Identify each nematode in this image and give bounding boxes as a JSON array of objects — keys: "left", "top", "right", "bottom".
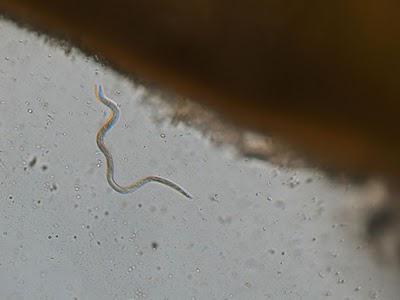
[{"left": 95, "top": 84, "right": 193, "bottom": 199}]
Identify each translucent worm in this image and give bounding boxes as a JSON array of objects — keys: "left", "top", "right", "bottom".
[{"left": 95, "top": 84, "right": 193, "bottom": 199}]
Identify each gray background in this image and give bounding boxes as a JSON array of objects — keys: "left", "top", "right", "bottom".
[{"left": 0, "top": 19, "right": 398, "bottom": 299}]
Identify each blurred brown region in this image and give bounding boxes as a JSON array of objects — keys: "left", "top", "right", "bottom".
[{"left": 1, "top": 1, "right": 400, "bottom": 179}]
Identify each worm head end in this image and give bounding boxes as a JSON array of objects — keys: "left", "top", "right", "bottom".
[
  {"left": 185, "top": 191, "right": 194, "bottom": 199},
  {"left": 98, "top": 85, "right": 104, "bottom": 99}
]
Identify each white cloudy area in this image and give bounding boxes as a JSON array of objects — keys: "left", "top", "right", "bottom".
[{"left": 0, "top": 18, "right": 398, "bottom": 300}]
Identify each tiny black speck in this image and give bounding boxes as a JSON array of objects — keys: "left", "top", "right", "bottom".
[
  {"left": 50, "top": 183, "right": 57, "bottom": 191},
  {"left": 29, "top": 157, "right": 37, "bottom": 167}
]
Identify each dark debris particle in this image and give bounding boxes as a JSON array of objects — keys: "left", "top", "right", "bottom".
[
  {"left": 138, "top": 203, "right": 142, "bottom": 208},
  {"left": 367, "top": 208, "right": 396, "bottom": 238},
  {"left": 41, "top": 165, "right": 48, "bottom": 171},
  {"left": 151, "top": 242, "right": 159, "bottom": 250},
  {"left": 29, "top": 157, "right": 37, "bottom": 167},
  {"left": 48, "top": 235, "right": 52, "bottom": 239},
  {"left": 104, "top": 211, "right": 109, "bottom": 216}
]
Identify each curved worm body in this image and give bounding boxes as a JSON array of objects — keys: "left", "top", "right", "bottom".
[{"left": 95, "top": 84, "right": 192, "bottom": 199}]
